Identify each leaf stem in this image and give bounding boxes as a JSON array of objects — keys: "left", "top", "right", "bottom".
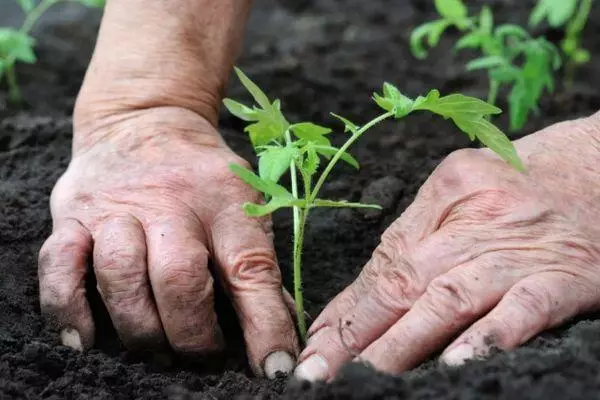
[
  {"left": 563, "top": 0, "right": 592, "bottom": 87},
  {"left": 5, "top": 64, "right": 21, "bottom": 103},
  {"left": 20, "top": 0, "right": 60, "bottom": 34},
  {"left": 309, "top": 111, "right": 394, "bottom": 202}
]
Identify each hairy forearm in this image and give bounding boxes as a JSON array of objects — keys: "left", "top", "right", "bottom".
[{"left": 74, "top": 0, "right": 252, "bottom": 145}]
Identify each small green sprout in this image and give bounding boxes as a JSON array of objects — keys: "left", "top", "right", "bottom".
[
  {"left": 530, "top": 0, "right": 593, "bottom": 85},
  {"left": 0, "top": 0, "right": 105, "bottom": 103},
  {"left": 224, "top": 67, "right": 524, "bottom": 341},
  {"left": 411, "top": 0, "right": 562, "bottom": 131}
]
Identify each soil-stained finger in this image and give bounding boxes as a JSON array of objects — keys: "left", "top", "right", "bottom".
[
  {"left": 210, "top": 207, "right": 298, "bottom": 379},
  {"left": 146, "top": 216, "right": 224, "bottom": 355},
  {"left": 93, "top": 215, "right": 165, "bottom": 349},
  {"left": 38, "top": 219, "right": 95, "bottom": 350}
]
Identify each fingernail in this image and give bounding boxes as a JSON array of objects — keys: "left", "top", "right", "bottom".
[
  {"left": 61, "top": 328, "right": 82, "bottom": 351},
  {"left": 294, "top": 354, "right": 329, "bottom": 382},
  {"left": 264, "top": 351, "right": 296, "bottom": 379},
  {"left": 442, "top": 343, "right": 475, "bottom": 366}
]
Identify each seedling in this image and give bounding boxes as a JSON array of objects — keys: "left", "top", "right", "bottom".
[
  {"left": 411, "top": 0, "right": 561, "bottom": 131},
  {"left": 223, "top": 67, "right": 524, "bottom": 341},
  {"left": 530, "top": 0, "right": 593, "bottom": 85},
  {"left": 0, "top": 0, "right": 104, "bottom": 103}
]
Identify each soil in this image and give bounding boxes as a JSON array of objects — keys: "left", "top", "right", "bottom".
[{"left": 1, "top": 0, "right": 600, "bottom": 399}]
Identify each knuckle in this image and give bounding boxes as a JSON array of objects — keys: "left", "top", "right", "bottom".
[
  {"left": 424, "top": 275, "right": 478, "bottom": 322},
  {"left": 371, "top": 263, "right": 420, "bottom": 312},
  {"left": 433, "top": 149, "right": 479, "bottom": 189},
  {"left": 338, "top": 320, "right": 362, "bottom": 353},
  {"left": 38, "top": 228, "right": 89, "bottom": 275},
  {"left": 508, "top": 283, "right": 552, "bottom": 320},
  {"left": 227, "top": 247, "right": 281, "bottom": 287}
]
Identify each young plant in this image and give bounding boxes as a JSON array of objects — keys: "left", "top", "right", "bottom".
[
  {"left": 410, "top": 0, "right": 561, "bottom": 132},
  {"left": 223, "top": 67, "right": 524, "bottom": 341},
  {"left": 530, "top": 0, "right": 593, "bottom": 85},
  {"left": 0, "top": 0, "right": 105, "bottom": 103}
]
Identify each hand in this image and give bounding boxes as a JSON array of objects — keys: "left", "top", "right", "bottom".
[
  {"left": 295, "top": 114, "right": 600, "bottom": 381},
  {"left": 38, "top": 107, "right": 298, "bottom": 378}
]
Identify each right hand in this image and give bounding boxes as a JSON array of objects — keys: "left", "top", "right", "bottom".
[{"left": 38, "top": 106, "right": 299, "bottom": 378}]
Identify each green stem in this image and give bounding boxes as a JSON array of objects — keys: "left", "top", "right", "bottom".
[
  {"left": 20, "top": 0, "right": 60, "bottom": 34},
  {"left": 309, "top": 111, "right": 393, "bottom": 202},
  {"left": 5, "top": 64, "right": 21, "bottom": 103},
  {"left": 293, "top": 208, "right": 308, "bottom": 342},
  {"left": 563, "top": 0, "right": 592, "bottom": 87},
  {"left": 487, "top": 78, "right": 499, "bottom": 107},
  {"left": 284, "top": 130, "right": 301, "bottom": 239}
]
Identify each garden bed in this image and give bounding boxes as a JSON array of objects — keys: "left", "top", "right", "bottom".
[{"left": 1, "top": 0, "right": 600, "bottom": 398}]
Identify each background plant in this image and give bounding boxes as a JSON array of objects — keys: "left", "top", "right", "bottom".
[
  {"left": 0, "top": 0, "right": 105, "bottom": 103},
  {"left": 411, "top": 0, "right": 561, "bottom": 132},
  {"left": 530, "top": 0, "right": 593, "bottom": 85},
  {"left": 224, "top": 67, "right": 524, "bottom": 341}
]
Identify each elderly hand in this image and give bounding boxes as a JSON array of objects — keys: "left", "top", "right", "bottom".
[
  {"left": 295, "top": 113, "right": 600, "bottom": 381},
  {"left": 38, "top": 107, "right": 298, "bottom": 378}
]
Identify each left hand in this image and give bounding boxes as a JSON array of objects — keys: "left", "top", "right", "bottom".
[{"left": 294, "top": 114, "right": 600, "bottom": 381}]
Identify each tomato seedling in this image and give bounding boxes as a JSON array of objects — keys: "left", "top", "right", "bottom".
[
  {"left": 411, "top": 0, "right": 561, "bottom": 132},
  {"left": 224, "top": 67, "right": 524, "bottom": 341},
  {"left": 530, "top": 0, "right": 593, "bottom": 86},
  {"left": 0, "top": 0, "right": 104, "bottom": 103}
]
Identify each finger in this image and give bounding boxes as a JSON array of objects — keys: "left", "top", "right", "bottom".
[
  {"left": 93, "top": 215, "right": 164, "bottom": 349},
  {"left": 146, "top": 216, "right": 224, "bottom": 354},
  {"left": 38, "top": 219, "right": 94, "bottom": 350},
  {"left": 211, "top": 206, "right": 297, "bottom": 379},
  {"left": 307, "top": 194, "right": 438, "bottom": 337},
  {"left": 441, "top": 272, "right": 598, "bottom": 366},
  {"left": 354, "top": 253, "right": 521, "bottom": 375}
]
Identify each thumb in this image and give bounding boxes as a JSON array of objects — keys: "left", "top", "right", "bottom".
[{"left": 210, "top": 205, "right": 299, "bottom": 378}]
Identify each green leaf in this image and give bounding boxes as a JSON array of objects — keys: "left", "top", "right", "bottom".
[
  {"left": 17, "top": 0, "right": 35, "bottom": 12},
  {"left": 373, "top": 83, "right": 415, "bottom": 118},
  {"left": 452, "top": 116, "right": 525, "bottom": 171},
  {"left": 455, "top": 32, "right": 483, "bottom": 50},
  {"left": 573, "top": 48, "right": 591, "bottom": 64},
  {"left": 0, "top": 29, "right": 36, "bottom": 63},
  {"left": 258, "top": 146, "right": 296, "bottom": 183},
  {"left": 466, "top": 55, "right": 507, "bottom": 71},
  {"left": 313, "top": 199, "right": 382, "bottom": 210},
  {"left": 303, "top": 145, "right": 320, "bottom": 176},
  {"left": 415, "top": 92, "right": 501, "bottom": 117},
  {"left": 427, "top": 19, "right": 453, "bottom": 47},
  {"left": 314, "top": 145, "right": 360, "bottom": 169},
  {"left": 479, "top": 6, "right": 494, "bottom": 34},
  {"left": 229, "top": 163, "right": 291, "bottom": 198},
  {"left": 331, "top": 113, "right": 359, "bottom": 134},
  {"left": 495, "top": 24, "right": 530, "bottom": 42},
  {"left": 413, "top": 89, "right": 441, "bottom": 109},
  {"left": 243, "top": 197, "right": 305, "bottom": 217},
  {"left": 234, "top": 67, "right": 272, "bottom": 110},
  {"left": 223, "top": 98, "right": 258, "bottom": 121},
  {"left": 529, "top": 0, "right": 578, "bottom": 27},
  {"left": 290, "top": 122, "right": 332, "bottom": 146},
  {"left": 79, "top": 0, "right": 105, "bottom": 7},
  {"left": 244, "top": 110, "right": 286, "bottom": 147},
  {"left": 434, "top": 0, "right": 468, "bottom": 20},
  {"left": 489, "top": 65, "right": 520, "bottom": 83},
  {"left": 410, "top": 22, "right": 437, "bottom": 59}
]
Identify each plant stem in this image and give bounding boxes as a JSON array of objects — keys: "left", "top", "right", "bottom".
[
  {"left": 21, "top": 0, "right": 60, "bottom": 34},
  {"left": 284, "top": 130, "right": 301, "bottom": 240},
  {"left": 487, "top": 78, "right": 499, "bottom": 107},
  {"left": 293, "top": 208, "right": 308, "bottom": 342},
  {"left": 563, "top": 0, "right": 592, "bottom": 87},
  {"left": 5, "top": 64, "right": 21, "bottom": 103},
  {"left": 309, "top": 111, "right": 393, "bottom": 202}
]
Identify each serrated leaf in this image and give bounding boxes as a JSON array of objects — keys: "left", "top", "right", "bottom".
[
  {"left": 243, "top": 197, "right": 305, "bottom": 217},
  {"left": 455, "top": 32, "right": 484, "bottom": 50},
  {"left": 290, "top": 122, "right": 332, "bottom": 146},
  {"left": 489, "top": 65, "right": 520, "bottom": 83},
  {"left": 331, "top": 113, "right": 359, "bottom": 134},
  {"left": 314, "top": 145, "right": 360, "bottom": 169},
  {"left": 452, "top": 116, "right": 525, "bottom": 171},
  {"left": 415, "top": 92, "right": 501, "bottom": 117},
  {"left": 0, "top": 29, "right": 36, "bottom": 63},
  {"left": 303, "top": 145, "right": 320, "bottom": 176},
  {"left": 17, "top": 0, "right": 35, "bottom": 12},
  {"left": 223, "top": 98, "right": 258, "bottom": 121},
  {"left": 427, "top": 19, "right": 453, "bottom": 47},
  {"left": 79, "top": 0, "right": 105, "bottom": 7},
  {"left": 434, "top": 0, "right": 468, "bottom": 20},
  {"left": 479, "top": 6, "right": 494, "bottom": 34},
  {"left": 529, "top": 0, "right": 577, "bottom": 27},
  {"left": 312, "top": 199, "right": 382, "bottom": 209},
  {"left": 258, "top": 146, "right": 296, "bottom": 183},
  {"left": 229, "top": 163, "right": 291, "bottom": 198},
  {"left": 234, "top": 67, "right": 272, "bottom": 110},
  {"left": 495, "top": 24, "right": 530, "bottom": 42},
  {"left": 373, "top": 84, "right": 414, "bottom": 118},
  {"left": 466, "top": 55, "right": 507, "bottom": 71}
]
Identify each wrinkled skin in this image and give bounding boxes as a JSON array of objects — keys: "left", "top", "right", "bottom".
[
  {"left": 38, "top": 107, "right": 299, "bottom": 377},
  {"left": 296, "top": 114, "right": 600, "bottom": 381}
]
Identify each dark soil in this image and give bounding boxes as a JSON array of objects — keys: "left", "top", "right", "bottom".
[{"left": 1, "top": 0, "right": 600, "bottom": 399}]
